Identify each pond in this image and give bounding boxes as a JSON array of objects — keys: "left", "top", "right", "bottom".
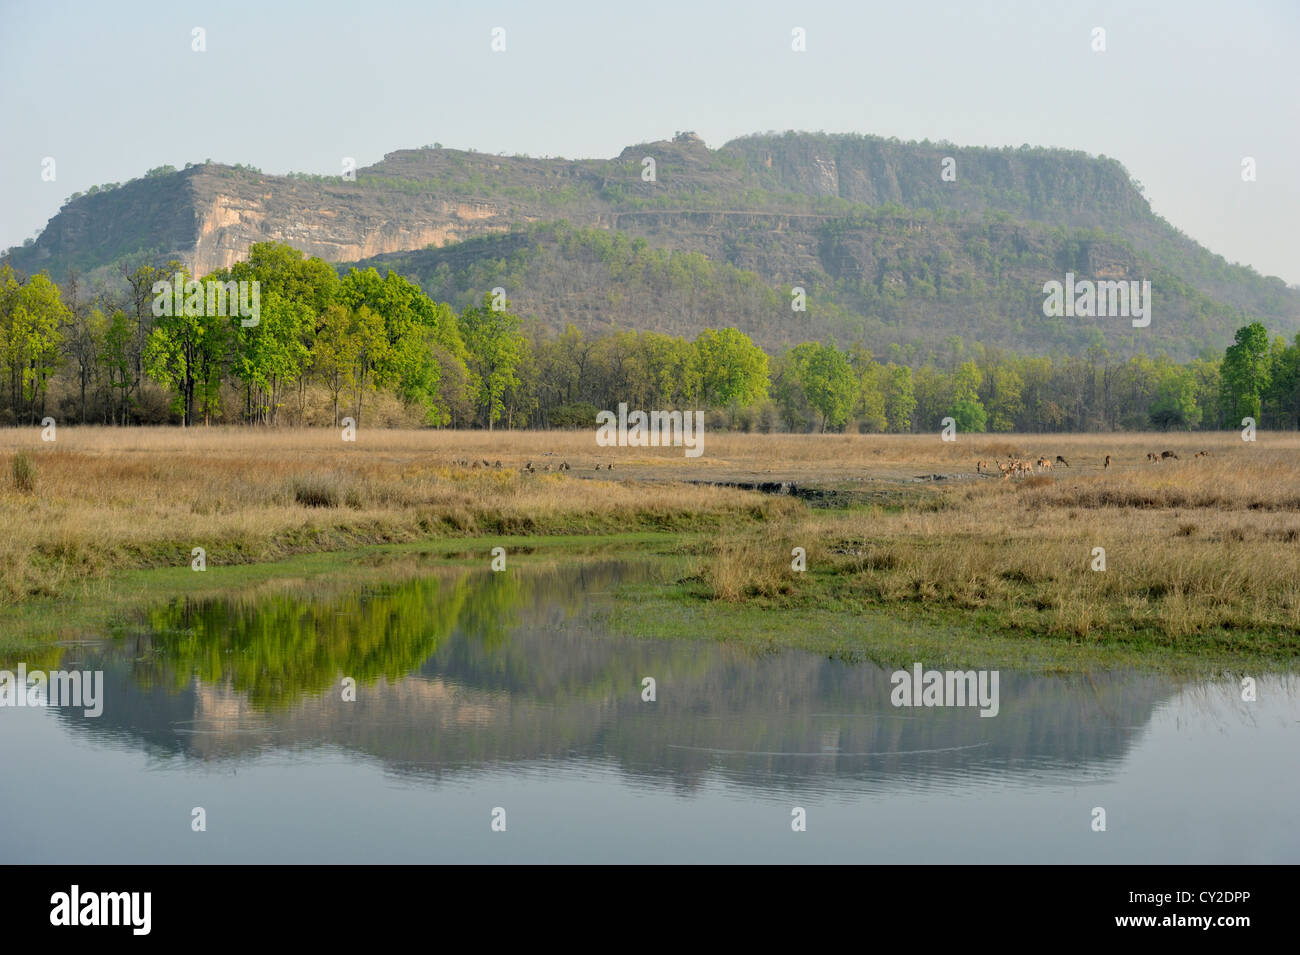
[{"left": 1, "top": 560, "right": 1295, "bottom": 863}]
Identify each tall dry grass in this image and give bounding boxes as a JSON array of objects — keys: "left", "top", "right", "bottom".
[
  {"left": 0, "top": 426, "right": 802, "bottom": 604},
  {"left": 6, "top": 427, "right": 1300, "bottom": 645},
  {"left": 697, "top": 448, "right": 1300, "bottom": 643}
]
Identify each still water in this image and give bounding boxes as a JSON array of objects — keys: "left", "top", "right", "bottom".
[{"left": 2, "top": 561, "right": 1296, "bottom": 863}]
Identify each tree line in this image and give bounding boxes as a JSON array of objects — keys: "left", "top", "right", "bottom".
[{"left": 0, "top": 242, "right": 1291, "bottom": 432}]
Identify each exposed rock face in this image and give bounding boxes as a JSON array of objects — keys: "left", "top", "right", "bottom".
[
  {"left": 185, "top": 169, "right": 547, "bottom": 276},
  {"left": 7, "top": 132, "right": 1155, "bottom": 281},
  {"left": 5, "top": 131, "right": 1296, "bottom": 355}
]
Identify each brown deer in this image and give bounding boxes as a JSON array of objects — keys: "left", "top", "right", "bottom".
[
  {"left": 1161, "top": 450, "right": 1178, "bottom": 460},
  {"left": 1147, "top": 452, "right": 1160, "bottom": 464},
  {"left": 1055, "top": 455, "right": 1070, "bottom": 467},
  {"left": 1036, "top": 457, "right": 1052, "bottom": 471},
  {"left": 1104, "top": 454, "right": 1111, "bottom": 468}
]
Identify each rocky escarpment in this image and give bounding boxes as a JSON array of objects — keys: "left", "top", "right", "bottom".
[
  {"left": 3, "top": 131, "right": 1158, "bottom": 281},
  {"left": 186, "top": 173, "right": 528, "bottom": 276},
  {"left": 5, "top": 130, "right": 1297, "bottom": 356}
]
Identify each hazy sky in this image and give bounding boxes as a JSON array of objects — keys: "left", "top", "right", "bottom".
[{"left": 2, "top": 0, "right": 1297, "bottom": 282}]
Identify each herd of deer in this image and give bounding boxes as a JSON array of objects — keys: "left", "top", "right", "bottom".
[
  {"left": 978, "top": 449, "right": 1214, "bottom": 478},
  {"left": 977, "top": 455, "right": 1069, "bottom": 478},
  {"left": 449, "top": 457, "right": 614, "bottom": 473}
]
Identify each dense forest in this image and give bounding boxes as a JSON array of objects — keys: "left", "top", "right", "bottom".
[{"left": 0, "top": 242, "right": 1293, "bottom": 433}]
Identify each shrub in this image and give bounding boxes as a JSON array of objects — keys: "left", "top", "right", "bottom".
[
  {"left": 12, "top": 452, "right": 35, "bottom": 493},
  {"left": 292, "top": 475, "right": 341, "bottom": 508}
]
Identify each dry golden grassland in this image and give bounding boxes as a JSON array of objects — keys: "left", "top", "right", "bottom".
[
  {"left": 693, "top": 431, "right": 1300, "bottom": 657},
  {"left": 2, "top": 426, "right": 1298, "bottom": 661},
  {"left": 0, "top": 427, "right": 796, "bottom": 604}
]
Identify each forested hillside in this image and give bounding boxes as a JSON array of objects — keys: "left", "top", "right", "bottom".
[
  {"left": 356, "top": 218, "right": 1257, "bottom": 360},
  {"left": 6, "top": 132, "right": 1297, "bottom": 363}
]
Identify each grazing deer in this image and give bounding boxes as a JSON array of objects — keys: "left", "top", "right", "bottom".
[
  {"left": 1161, "top": 450, "right": 1178, "bottom": 460},
  {"left": 1055, "top": 455, "right": 1070, "bottom": 467},
  {"left": 1193, "top": 450, "right": 1212, "bottom": 458},
  {"left": 1104, "top": 454, "right": 1111, "bottom": 468}
]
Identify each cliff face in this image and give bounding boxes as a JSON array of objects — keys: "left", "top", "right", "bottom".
[
  {"left": 187, "top": 175, "right": 525, "bottom": 276},
  {"left": 5, "top": 131, "right": 1296, "bottom": 357},
  {"left": 6, "top": 132, "right": 1157, "bottom": 281},
  {"left": 720, "top": 134, "right": 1148, "bottom": 225}
]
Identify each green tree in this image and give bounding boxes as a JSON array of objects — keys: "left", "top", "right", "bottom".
[
  {"left": 340, "top": 268, "right": 464, "bottom": 423},
  {"left": 1267, "top": 335, "right": 1300, "bottom": 429},
  {"left": 1220, "top": 322, "right": 1271, "bottom": 424},
  {"left": 458, "top": 292, "right": 527, "bottom": 430},
  {"left": 983, "top": 363, "right": 1024, "bottom": 432},
  {"left": 0, "top": 269, "right": 68, "bottom": 422},
  {"left": 949, "top": 397, "right": 987, "bottom": 433},
  {"left": 100, "top": 309, "right": 133, "bottom": 424},
  {"left": 883, "top": 363, "right": 916, "bottom": 433},
  {"left": 144, "top": 266, "right": 218, "bottom": 425},
  {"left": 312, "top": 303, "right": 361, "bottom": 426},
  {"left": 692, "top": 327, "right": 769, "bottom": 425},
  {"left": 1149, "top": 365, "right": 1202, "bottom": 430},
  {"left": 943, "top": 360, "right": 987, "bottom": 432},
  {"left": 787, "top": 341, "right": 857, "bottom": 432}
]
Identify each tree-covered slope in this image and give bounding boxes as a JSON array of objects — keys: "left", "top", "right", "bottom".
[
  {"left": 6, "top": 132, "right": 1296, "bottom": 360},
  {"left": 355, "top": 217, "right": 1264, "bottom": 361}
]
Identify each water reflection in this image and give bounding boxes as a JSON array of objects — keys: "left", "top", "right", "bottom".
[
  {"left": 42, "top": 562, "right": 1186, "bottom": 794},
  {"left": 4, "top": 559, "right": 1296, "bottom": 863}
]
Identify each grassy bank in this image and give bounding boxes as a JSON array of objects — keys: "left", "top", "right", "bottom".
[
  {"left": 0, "top": 532, "right": 683, "bottom": 658},
  {"left": 4, "top": 427, "right": 1299, "bottom": 670},
  {"left": 684, "top": 456, "right": 1300, "bottom": 668},
  {"left": 0, "top": 427, "right": 796, "bottom": 604}
]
